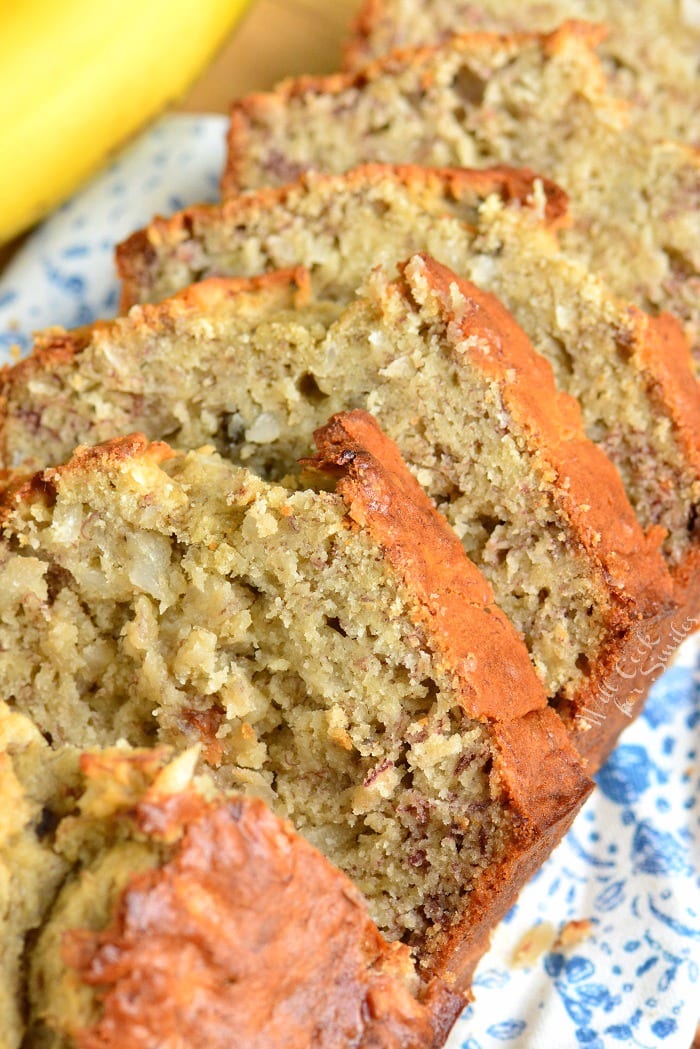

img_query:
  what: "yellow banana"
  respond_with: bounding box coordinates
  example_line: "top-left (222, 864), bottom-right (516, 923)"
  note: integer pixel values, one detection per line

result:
top-left (0, 0), bottom-right (252, 244)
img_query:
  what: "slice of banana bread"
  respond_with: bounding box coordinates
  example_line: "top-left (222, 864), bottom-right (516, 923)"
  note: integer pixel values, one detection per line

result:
top-left (0, 260), bottom-right (679, 763)
top-left (0, 413), bottom-right (592, 994)
top-left (222, 24), bottom-right (700, 362)
top-left (2, 736), bottom-right (460, 1049)
top-left (344, 0), bottom-right (700, 145)
top-left (117, 163), bottom-right (569, 309)
top-left (0, 267), bottom-right (344, 475)
top-left (112, 165), bottom-right (700, 574)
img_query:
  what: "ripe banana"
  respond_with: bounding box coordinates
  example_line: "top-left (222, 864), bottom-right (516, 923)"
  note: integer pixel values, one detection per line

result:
top-left (0, 0), bottom-right (252, 244)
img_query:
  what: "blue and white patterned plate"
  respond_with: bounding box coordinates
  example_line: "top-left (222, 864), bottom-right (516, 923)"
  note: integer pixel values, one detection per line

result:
top-left (0, 114), bottom-right (698, 1049)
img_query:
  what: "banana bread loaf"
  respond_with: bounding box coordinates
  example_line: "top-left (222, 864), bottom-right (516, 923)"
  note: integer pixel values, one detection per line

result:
top-left (344, 0), bottom-right (700, 145)
top-left (0, 721), bottom-right (462, 1049)
top-left (222, 24), bottom-right (700, 363)
top-left (0, 412), bottom-right (592, 998)
top-left (112, 164), bottom-right (700, 574)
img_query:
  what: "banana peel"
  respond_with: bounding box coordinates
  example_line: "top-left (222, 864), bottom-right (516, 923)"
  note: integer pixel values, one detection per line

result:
top-left (0, 0), bottom-right (252, 244)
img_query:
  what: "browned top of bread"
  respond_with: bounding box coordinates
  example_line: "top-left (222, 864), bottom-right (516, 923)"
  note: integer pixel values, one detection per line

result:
top-left (63, 787), bottom-right (455, 1049)
top-left (309, 409), bottom-right (548, 723)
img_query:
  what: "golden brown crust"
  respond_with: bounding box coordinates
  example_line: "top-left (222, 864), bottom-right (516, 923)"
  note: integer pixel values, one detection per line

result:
top-left (308, 409), bottom-right (548, 723)
top-left (63, 794), bottom-right (455, 1049)
top-left (117, 162), bottom-right (569, 310)
top-left (223, 22), bottom-right (613, 195)
top-left (405, 254), bottom-right (674, 619)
